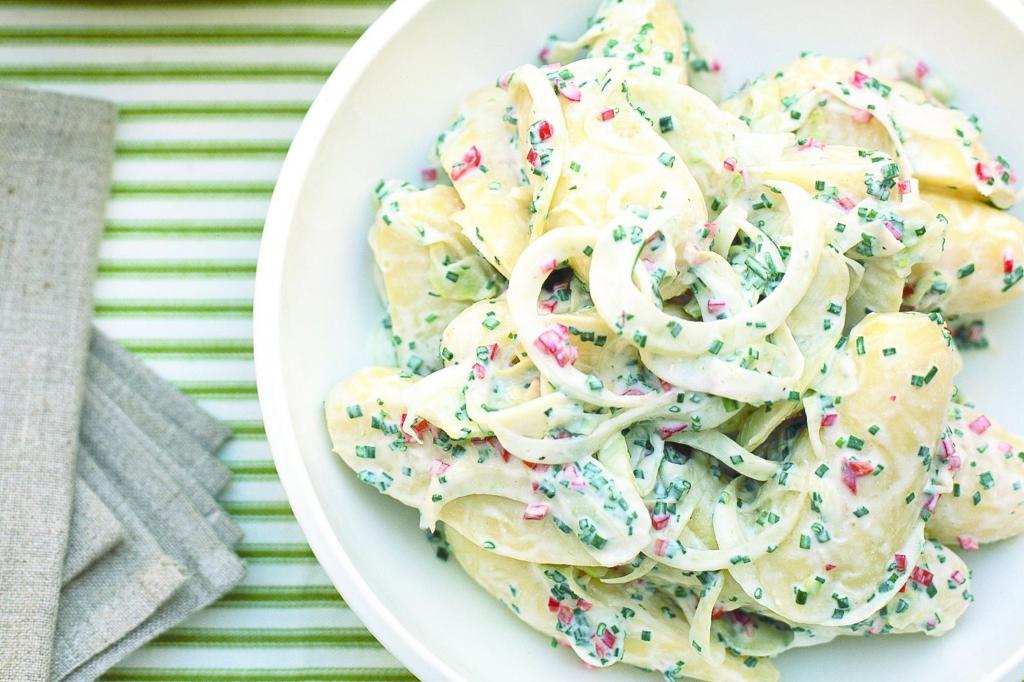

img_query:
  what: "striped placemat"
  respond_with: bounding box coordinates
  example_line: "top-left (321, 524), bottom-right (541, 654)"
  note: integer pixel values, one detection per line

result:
top-left (0, 2), bottom-right (415, 680)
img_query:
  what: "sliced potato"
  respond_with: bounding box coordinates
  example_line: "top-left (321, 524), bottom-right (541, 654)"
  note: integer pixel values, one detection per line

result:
top-left (907, 192), bottom-right (1024, 315)
top-left (928, 402), bottom-right (1024, 545)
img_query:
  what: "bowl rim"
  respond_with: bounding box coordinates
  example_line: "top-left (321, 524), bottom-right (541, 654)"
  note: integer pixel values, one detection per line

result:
top-left (253, 2), bottom-right (462, 681)
top-left (254, 2), bottom-right (1024, 681)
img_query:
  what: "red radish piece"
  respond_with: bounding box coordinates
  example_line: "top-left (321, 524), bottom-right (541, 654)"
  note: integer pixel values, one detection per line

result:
top-left (450, 145), bottom-right (482, 181)
top-left (522, 503), bottom-right (549, 520)
top-left (968, 414), bottom-right (991, 435)
top-left (958, 535), bottom-right (980, 551)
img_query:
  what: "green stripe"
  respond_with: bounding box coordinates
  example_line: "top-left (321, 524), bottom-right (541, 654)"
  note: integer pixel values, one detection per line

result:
top-left (117, 102), bottom-right (310, 119)
top-left (227, 419), bottom-right (266, 439)
top-left (176, 380), bottom-right (258, 398)
top-left (153, 628), bottom-right (379, 647)
top-left (118, 338), bottom-right (253, 358)
top-left (218, 585), bottom-right (345, 607)
top-left (222, 500), bottom-right (294, 518)
top-left (225, 459), bottom-right (278, 476)
top-left (236, 543), bottom-right (315, 561)
top-left (0, 26), bottom-right (364, 43)
top-left (116, 140), bottom-right (290, 158)
top-left (0, 64), bottom-right (333, 80)
top-left (95, 300), bottom-right (253, 317)
top-left (111, 182), bottom-right (275, 197)
top-left (101, 668), bottom-right (415, 682)
top-left (104, 220), bottom-right (264, 239)
top-left (27, 0), bottom-right (392, 5)
top-left (97, 261), bottom-right (256, 276)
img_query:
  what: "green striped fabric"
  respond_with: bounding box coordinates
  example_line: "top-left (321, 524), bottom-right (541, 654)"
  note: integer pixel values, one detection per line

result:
top-left (0, 2), bottom-right (413, 680)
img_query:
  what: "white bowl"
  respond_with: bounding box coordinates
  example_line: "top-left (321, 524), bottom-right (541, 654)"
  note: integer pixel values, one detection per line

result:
top-left (254, 1), bottom-right (1024, 680)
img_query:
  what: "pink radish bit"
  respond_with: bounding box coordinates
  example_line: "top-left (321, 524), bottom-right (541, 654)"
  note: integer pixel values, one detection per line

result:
top-left (523, 503), bottom-right (549, 520)
top-left (968, 414), bottom-right (991, 435)
top-left (534, 323), bottom-right (578, 367)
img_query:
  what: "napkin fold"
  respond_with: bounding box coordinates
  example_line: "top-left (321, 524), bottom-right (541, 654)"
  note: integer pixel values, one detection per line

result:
top-left (0, 84), bottom-right (245, 682)
top-left (62, 481), bottom-right (124, 586)
top-left (55, 333), bottom-right (246, 681)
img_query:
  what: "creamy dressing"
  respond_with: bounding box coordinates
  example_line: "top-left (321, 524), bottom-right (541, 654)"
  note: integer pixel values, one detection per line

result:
top-left (325, 1), bottom-right (1023, 679)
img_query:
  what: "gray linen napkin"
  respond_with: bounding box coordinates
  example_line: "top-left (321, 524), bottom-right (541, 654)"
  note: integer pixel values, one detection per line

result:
top-left (0, 85), bottom-right (116, 682)
top-left (89, 330), bottom-right (232, 453)
top-left (52, 332), bottom-right (245, 681)
top-left (0, 84), bottom-right (246, 681)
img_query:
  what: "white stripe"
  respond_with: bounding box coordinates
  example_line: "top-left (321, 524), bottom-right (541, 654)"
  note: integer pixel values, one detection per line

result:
top-left (117, 119), bottom-right (302, 142)
top-left (106, 199), bottom-right (271, 221)
top-left (0, 44), bottom-right (348, 65)
top-left (99, 238), bottom-right (263, 260)
top-left (220, 478), bottom-right (288, 503)
top-left (118, 646), bottom-right (404, 668)
top-left (235, 520), bottom-right (308, 545)
top-left (12, 80), bottom-right (324, 103)
top-left (95, 279), bottom-right (256, 300)
top-left (186, 606), bottom-right (361, 629)
top-left (113, 160), bottom-right (284, 185)
top-left (94, 318), bottom-right (254, 339)
top-left (1, 6), bottom-right (386, 27)
top-left (219, 440), bottom-right (274, 463)
top-left (141, 359), bottom-right (256, 383)
top-left (240, 561), bottom-right (334, 588)
top-left (198, 400), bottom-right (263, 422)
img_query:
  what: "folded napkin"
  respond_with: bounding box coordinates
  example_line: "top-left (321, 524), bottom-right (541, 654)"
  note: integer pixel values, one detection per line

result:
top-left (56, 333), bottom-right (246, 682)
top-left (0, 85), bottom-right (245, 681)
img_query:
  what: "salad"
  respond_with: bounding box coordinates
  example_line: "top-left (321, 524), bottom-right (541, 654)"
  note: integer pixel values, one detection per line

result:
top-left (325, 1), bottom-right (1024, 679)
